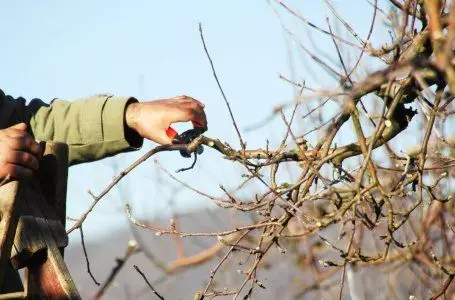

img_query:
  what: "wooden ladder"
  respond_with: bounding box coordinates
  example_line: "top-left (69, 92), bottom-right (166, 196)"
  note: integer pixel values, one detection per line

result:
top-left (0, 142), bottom-right (80, 299)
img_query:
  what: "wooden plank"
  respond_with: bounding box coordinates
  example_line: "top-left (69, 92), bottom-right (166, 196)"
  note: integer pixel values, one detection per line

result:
top-left (37, 142), bottom-right (68, 230)
top-left (10, 216), bottom-right (67, 270)
top-left (22, 142), bottom-right (76, 299)
top-left (24, 194), bottom-right (80, 299)
top-left (9, 143), bottom-right (68, 270)
top-left (9, 216), bottom-right (47, 270)
top-left (0, 291), bottom-right (25, 299)
top-left (0, 141), bottom-right (75, 298)
top-left (0, 181), bottom-right (23, 288)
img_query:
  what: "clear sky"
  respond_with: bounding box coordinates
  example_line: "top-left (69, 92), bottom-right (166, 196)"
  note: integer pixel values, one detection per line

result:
top-left (0, 1), bottom-right (391, 242)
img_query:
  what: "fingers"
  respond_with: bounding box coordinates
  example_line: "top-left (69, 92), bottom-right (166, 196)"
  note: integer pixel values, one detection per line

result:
top-left (3, 126), bottom-right (42, 158)
top-left (1, 163), bottom-right (33, 179)
top-left (174, 100), bottom-right (208, 128)
top-left (0, 123), bottom-right (42, 180)
top-left (5, 150), bottom-right (40, 171)
top-left (10, 122), bottom-right (27, 131)
top-left (134, 97), bottom-right (208, 145)
top-left (154, 130), bottom-right (173, 145)
top-left (173, 95), bottom-right (205, 108)
top-left (191, 109), bottom-right (207, 128)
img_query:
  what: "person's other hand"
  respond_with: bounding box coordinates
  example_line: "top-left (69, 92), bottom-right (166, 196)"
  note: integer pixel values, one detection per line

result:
top-left (0, 123), bottom-right (42, 180)
top-left (125, 95), bottom-right (207, 145)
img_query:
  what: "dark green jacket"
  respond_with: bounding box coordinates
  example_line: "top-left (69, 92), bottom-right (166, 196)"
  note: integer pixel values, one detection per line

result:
top-left (0, 89), bottom-right (143, 165)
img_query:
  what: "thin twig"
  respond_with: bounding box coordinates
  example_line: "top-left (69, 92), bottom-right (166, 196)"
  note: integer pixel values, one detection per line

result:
top-left (67, 139), bottom-right (204, 234)
top-left (94, 241), bottom-right (138, 300)
top-left (79, 225), bottom-right (100, 286)
top-left (133, 265), bottom-right (165, 300)
top-left (199, 23), bottom-right (245, 150)
top-left (429, 274), bottom-right (454, 300)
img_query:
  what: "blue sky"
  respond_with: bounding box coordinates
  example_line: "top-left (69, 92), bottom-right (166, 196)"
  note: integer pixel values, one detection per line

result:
top-left (0, 1), bottom-right (393, 241)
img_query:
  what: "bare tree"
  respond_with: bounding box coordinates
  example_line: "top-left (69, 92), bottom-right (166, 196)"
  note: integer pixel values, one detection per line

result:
top-left (70, 1), bottom-right (454, 299)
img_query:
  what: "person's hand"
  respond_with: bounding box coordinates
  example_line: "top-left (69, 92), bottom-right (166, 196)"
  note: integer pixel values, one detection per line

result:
top-left (125, 95), bottom-right (207, 145)
top-left (0, 123), bottom-right (42, 180)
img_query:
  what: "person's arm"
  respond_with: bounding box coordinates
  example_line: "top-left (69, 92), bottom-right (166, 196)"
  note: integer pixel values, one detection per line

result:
top-left (0, 90), bottom-right (143, 165)
top-left (29, 94), bottom-right (144, 165)
top-left (0, 89), bottom-right (207, 177)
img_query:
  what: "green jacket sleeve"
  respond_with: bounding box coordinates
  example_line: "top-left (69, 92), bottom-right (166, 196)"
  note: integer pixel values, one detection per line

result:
top-left (0, 89), bottom-right (143, 166)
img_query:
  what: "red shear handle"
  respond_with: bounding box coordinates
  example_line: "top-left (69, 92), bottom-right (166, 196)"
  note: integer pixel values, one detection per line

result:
top-left (166, 127), bottom-right (178, 139)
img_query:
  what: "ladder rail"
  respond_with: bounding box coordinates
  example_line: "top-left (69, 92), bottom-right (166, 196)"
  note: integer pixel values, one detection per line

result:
top-left (0, 142), bottom-right (80, 299)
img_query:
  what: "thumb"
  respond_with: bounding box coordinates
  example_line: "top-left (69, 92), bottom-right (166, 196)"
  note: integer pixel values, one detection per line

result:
top-left (154, 129), bottom-right (174, 145)
top-left (11, 123), bottom-right (27, 131)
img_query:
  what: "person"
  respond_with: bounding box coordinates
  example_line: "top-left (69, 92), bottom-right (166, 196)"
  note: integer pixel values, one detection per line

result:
top-left (0, 89), bottom-right (207, 179)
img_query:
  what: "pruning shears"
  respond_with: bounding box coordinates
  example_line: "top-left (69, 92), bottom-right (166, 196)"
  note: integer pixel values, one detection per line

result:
top-left (166, 126), bottom-right (206, 158)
